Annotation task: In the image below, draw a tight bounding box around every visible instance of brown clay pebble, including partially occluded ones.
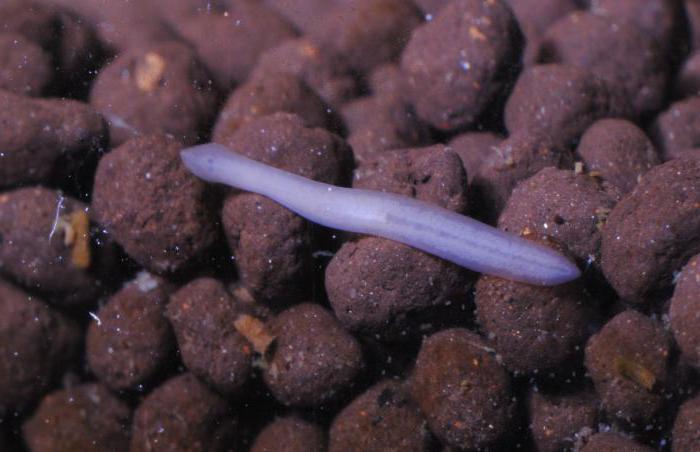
[130,373,237,452]
[505,0,579,65]
[92,135,217,274]
[659,147,700,160]
[326,144,470,338]
[86,272,175,391]
[342,95,430,165]
[308,0,422,74]
[672,394,700,451]
[689,0,700,52]
[22,383,131,452]
[0,0,103,98]
[166,277,253,395]
[585,310,672,425]
[676,51,700,98]
[215,112,352,185]
[498,167,617,269]
[222,193,311,306]
[325,236,469,339]
[576,118,660,195]
[353,145,469,214]
[0,279,81,414]
[471,132,574,223]
[447,131,502,184]
[149,0,225,23]
[669,254,700,368]
[329,150,469,333]
[0,0,58,50]
[151,0,236,22]
[0,90,107,189]
[588,0,686,61]
[0,0,102,97]
[650,96,700,161]
[506,0,579,40]
[90,41,218,146]
[538,11,667,118]
[251,37,358,108]
[251,415,326,452]
[475,235,594,375]
[212,72,331,138]
[528,388,599,452]
[263,0,336,35]
[412,0,449,16]
[217,113,350,303]
[0,33,52,96]
[400,0,521,131]
[0,1,104,94]
[580,432,655,452]
[410,328,513,450]
[0,186,98,304]
[45,0,176,55]
[174,1,297,89]
[329,379,432,452]
[263,303,364,407]
[504,64,611,148]
[368,63,404,98]
[49,9,102,94]
[600,157,700,303]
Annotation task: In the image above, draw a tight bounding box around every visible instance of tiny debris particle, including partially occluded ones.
[60,218,75,246]
[469,26,487,41]
[89,311,102,326]
[613,356,656,390]
[300,42,319,58]
[594,206,611,231]
[134,271,159,292]
[234,314,276,355]
[135,52,166,92]
[69,210,91,269]
[231,285,255,304]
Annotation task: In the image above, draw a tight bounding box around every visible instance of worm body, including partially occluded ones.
[181,143,581,285]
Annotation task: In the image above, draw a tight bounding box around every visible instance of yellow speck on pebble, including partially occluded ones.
[613,356,656,391]
[469,26,487,41]
[234,314,276,355]
[136,52,166,92]
[70,211,91,269]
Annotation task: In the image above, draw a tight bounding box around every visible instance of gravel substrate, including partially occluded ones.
[1,0,699,450]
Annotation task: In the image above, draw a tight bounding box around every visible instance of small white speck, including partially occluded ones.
[89,312,102,326]
[134,271,159,292]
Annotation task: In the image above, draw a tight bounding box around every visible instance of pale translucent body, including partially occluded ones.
[181,143,581,286]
